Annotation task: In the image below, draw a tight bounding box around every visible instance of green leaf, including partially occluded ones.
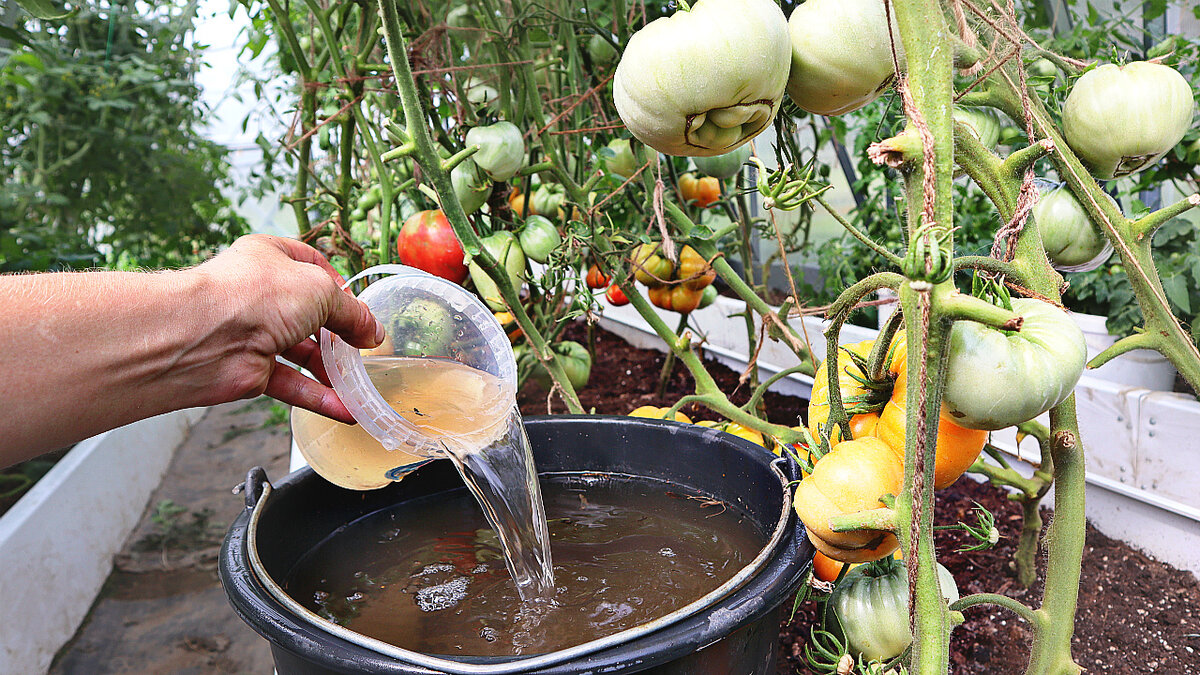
[0,25,34,49]
[14,0,76,20]
[1163,275,1192,315]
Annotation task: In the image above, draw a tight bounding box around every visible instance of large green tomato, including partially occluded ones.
[517,215,561,264]
[465,121,525,181]
[1033,183,1113,272]
[829,560,959,663]
[953,106,1001,149]
[692,144,752,180]
[1062,62,1195,179]
[613,0,790,157]
[468,231,526,312]
[943,298,1087,430]
[527,340,592,391]
[450,158,491,216]
[785,0,901,116]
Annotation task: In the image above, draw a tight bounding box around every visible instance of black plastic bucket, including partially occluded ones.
[220,415,811,674]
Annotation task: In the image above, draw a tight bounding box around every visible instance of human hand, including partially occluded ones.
[188,234,384,423]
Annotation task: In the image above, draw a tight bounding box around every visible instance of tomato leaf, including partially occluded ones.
[1162,275,1191,315]
[13,0,76,20]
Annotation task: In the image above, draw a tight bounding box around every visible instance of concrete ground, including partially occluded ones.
[49,399,292,675]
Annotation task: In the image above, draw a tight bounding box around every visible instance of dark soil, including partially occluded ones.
[520,322,1200,675]
[517,320,806,427]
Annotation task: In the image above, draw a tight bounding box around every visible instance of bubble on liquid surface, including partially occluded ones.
[413,563,456,577]
[659,547,676,558]
[415,576,470,612]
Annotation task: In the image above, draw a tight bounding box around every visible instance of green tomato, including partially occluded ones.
[451,158,492,216]
[349,220,371,244]
[786,0,901,116]
[1033,184,1113,271]
[943,298,1087,430]
[465,121,526,181]
[604,138,649,178]
[1062,61,1195,179]
[446,5,478,29]
[953,106,1001,149]
[530,183,566,218]
[529,341,592,391]
[692,144,752,180]
[463,76,499,111]
[518,215,562,264]
[697,284,718,309]
[357,185,383,211]
[613,0,790,156]
[468,231,526,312]
[587,33,619,66]
[829,560,958,663]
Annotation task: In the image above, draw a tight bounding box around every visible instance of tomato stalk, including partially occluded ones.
[376,0,584,413]
[888,0,962,671]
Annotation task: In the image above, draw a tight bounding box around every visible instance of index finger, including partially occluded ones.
[263,235,349,288]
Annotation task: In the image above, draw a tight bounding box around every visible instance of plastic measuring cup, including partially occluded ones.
[292,264,518,490]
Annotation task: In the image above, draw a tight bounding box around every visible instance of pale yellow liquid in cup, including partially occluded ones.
[293,356,512,490]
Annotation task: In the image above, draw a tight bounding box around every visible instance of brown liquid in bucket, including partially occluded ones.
[283,474,764,657]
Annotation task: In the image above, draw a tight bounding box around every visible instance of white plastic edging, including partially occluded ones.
[595,298,1200,579]
[0,407,206,674]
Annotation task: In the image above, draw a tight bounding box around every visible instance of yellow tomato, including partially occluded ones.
[807,340,879,445]
[628,405,692,423]
[493,311,523,344]
[695,420,766,447]
[793,437,902,563]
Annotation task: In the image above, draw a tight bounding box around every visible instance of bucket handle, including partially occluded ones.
[236,466,269,510]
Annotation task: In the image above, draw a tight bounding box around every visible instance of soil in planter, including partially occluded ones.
[519,321,807,427]
[519,322,1200,675]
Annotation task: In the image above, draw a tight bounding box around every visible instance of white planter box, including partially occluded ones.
[0,408,205,674]
[597,298,1200,579]
[1071,311,1178,391]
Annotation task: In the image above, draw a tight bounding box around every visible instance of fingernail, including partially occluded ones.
[374,319,386,346]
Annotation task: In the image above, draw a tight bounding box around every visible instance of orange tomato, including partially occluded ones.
[647,284,703,313]
[509,190,534,218]
[678,173,721,208]
[677,245,715,291]
[605,284,630,306]
[793,437,903,563]
[493,311,523,344]
[811,549,903,583]
[873,388,986,489]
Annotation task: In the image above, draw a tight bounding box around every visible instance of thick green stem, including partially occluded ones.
[892,0,958,669]
[1025,401,1086,675]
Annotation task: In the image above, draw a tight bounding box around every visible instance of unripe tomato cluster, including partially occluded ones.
[630,243,717,314]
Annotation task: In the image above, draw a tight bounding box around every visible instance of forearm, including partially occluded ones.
[0,269,219,464]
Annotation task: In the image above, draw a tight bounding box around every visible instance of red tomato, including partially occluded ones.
[586,264,611,289]
[605,284,630,306]
[396,210,468,283]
